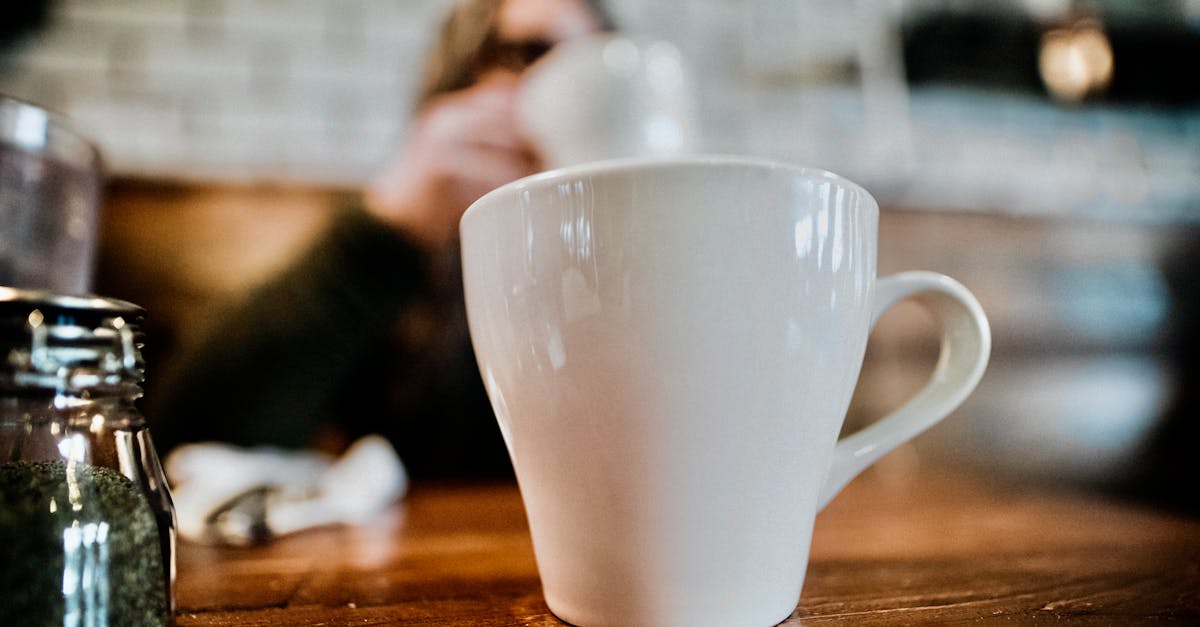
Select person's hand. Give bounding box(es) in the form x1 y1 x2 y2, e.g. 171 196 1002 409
365 71 538 250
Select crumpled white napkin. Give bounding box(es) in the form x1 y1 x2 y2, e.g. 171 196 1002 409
164 435 407 546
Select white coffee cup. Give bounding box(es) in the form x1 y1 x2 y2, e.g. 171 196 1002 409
460 156 990 627
518 34 698 169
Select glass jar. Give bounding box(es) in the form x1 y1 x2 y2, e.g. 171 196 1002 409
0 288 175 626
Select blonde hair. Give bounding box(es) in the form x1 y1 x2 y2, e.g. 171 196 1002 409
414 0 504 108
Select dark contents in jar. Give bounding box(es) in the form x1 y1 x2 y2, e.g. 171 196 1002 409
0 459 167 626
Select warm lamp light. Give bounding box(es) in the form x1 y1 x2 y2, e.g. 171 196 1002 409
1039 20 1114 102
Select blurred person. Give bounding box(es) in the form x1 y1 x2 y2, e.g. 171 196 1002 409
146 0 612 478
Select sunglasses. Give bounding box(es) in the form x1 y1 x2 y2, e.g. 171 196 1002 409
479 36 556 73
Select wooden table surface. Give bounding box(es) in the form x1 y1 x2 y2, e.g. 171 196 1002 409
173 466 1200 625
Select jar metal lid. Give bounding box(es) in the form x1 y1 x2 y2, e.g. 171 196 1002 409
0 287 142 313
0 287 146 394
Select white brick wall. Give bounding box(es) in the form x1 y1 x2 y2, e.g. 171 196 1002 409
0 0 451 185
1 0 1196 221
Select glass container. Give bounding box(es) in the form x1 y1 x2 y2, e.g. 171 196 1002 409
0 288 175 626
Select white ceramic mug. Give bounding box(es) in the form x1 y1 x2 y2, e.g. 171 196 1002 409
460 156 990 627
518 34 698 169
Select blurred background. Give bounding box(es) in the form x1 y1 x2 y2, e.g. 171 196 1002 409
1 0 1197 508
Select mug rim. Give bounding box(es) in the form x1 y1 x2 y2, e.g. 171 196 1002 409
462 154 878 227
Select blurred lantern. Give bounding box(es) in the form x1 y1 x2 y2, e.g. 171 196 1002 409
1038 17 1114 102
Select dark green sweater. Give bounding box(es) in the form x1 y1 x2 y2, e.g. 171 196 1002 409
145 202 511 478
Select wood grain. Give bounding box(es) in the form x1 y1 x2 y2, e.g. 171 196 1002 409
174 469 1200 625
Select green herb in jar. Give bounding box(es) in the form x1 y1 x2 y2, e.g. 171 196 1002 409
0 459 168 626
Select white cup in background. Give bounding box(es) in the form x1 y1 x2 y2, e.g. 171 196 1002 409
518 34 698 169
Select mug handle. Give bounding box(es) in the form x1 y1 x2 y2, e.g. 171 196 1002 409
818 271 991 509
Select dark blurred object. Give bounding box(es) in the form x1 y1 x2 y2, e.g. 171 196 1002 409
1103 21 1200 106
903 11 1044 94
903 8 1200 107
1120 233 1200 514
0 0 50 52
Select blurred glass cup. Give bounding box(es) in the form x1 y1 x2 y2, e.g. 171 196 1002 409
0 96 102 296
518 34 698 169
